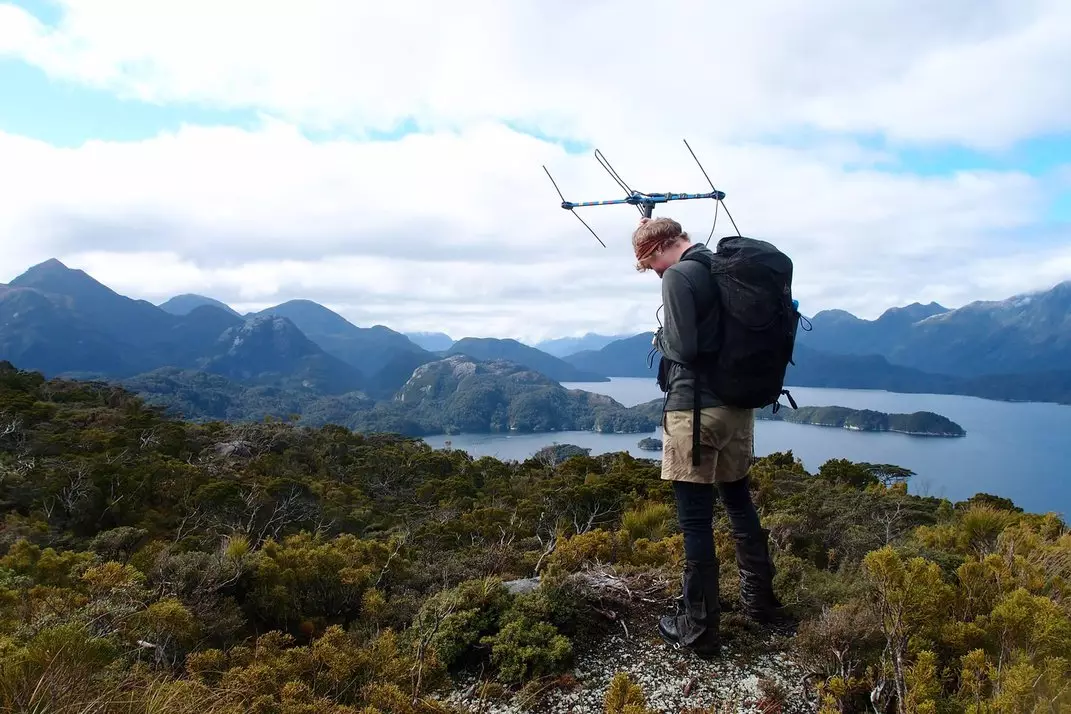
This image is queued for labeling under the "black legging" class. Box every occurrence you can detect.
[673,476,762,563]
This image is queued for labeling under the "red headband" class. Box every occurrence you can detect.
[634,234,676,262]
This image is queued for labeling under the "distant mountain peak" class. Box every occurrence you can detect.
[274,298,329,310]
[257,299,358,335]
[877,301,949,323]
[810,308,860,320]
[159,293,241,317]
[11,258,102,291]
[215,315,341,370]
[34,257,69,271]
[199,313,364,394]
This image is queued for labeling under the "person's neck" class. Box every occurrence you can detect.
[668,241,693,264]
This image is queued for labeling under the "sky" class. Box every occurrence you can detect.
[0,0,1069,343]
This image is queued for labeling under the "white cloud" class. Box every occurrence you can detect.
[3,0,1069,147]
[1,122,1063,341]
[0,0,1068,342]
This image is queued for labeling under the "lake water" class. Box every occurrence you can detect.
[422,378,1071,519]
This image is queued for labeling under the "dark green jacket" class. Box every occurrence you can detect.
[654,243,725,412]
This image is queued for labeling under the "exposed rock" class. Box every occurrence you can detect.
[503,577,541,595]
[441,627,810,713]
[213,439,253,458]
[439,567,812,713]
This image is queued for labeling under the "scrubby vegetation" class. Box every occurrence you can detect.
[0,361,1068,713]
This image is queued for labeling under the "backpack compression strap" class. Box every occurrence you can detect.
[675,248,713,469]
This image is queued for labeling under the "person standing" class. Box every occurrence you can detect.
[632,216,789,658]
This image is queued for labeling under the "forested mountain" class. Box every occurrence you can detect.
[198,314,366,394]
[0,260,436,398]
[254,299,435,396]
[799,280,1071,377]
[0,283,140,375]
[3,258,226,375]
[10,258,170,347]
[447,337,609,383]
[120,354,654,437]
[0,274,252,379]
[0,361,1067,713]
[801,302,950,356]
[390,354,649,434]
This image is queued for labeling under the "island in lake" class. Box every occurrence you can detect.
[533,443,592,465]
[638,437,662,451]
[629,399,966,437]
[757,404,966,437]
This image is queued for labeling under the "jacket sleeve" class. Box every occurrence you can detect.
[656,268,698,363]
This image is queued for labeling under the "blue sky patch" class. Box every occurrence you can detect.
[0,61,261,146]
[503,120,591,155]
[1048,192,1071,223]
[8,0,62,26]
[866,134,1071,178]
[750,127,1071,179]
[295,116,427,144]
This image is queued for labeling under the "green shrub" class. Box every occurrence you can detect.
[414,576,512,669]
[621,502,672,542]
[482,618,572,684]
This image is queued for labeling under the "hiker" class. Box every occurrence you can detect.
[632,216,790,658]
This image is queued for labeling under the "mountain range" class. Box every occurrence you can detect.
[559,281,1071,405]
[2,258,1069,425]
[0,259,654,433]
[797,288,1071,377]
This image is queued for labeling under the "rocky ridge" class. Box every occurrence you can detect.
[438,571,812,713]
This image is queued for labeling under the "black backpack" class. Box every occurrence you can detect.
[679,236,801,463]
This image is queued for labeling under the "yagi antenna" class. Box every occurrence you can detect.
[542,138,740,248]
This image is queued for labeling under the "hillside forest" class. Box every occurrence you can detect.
[1,361,1068,713]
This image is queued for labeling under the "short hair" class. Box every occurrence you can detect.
[632,217,689,271]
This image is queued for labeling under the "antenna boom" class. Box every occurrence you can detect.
[543,140,736,246]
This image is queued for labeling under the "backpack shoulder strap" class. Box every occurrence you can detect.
[679,248,714,270]
[676,248,717,467]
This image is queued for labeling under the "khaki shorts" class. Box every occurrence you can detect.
[660,406,755,484]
